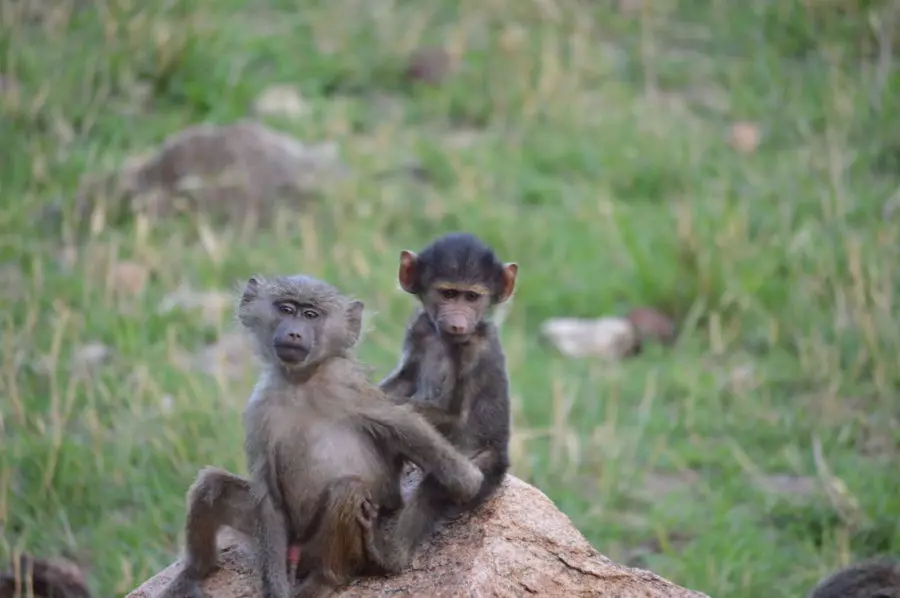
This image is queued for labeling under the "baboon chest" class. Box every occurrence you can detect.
[413,338,482,425]
[413,340,456,407]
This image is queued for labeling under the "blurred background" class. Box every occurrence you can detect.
[2,0,899,596]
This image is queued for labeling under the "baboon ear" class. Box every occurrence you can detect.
[498,263,518,303]
[345,300,365,344]
[398,250,419,294]
[241,276,261,305]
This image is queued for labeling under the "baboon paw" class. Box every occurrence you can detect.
[357,497,378,529]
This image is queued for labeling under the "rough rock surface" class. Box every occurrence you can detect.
[127,475,708,598]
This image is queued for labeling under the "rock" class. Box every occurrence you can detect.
[0,262,25,301]
[187,331,256,380]
[77,121,346,229]
[728,121,760,154]
[158,286,234,327]
[625,307,676,346]
[68,342,113,380]
[618,0,643,15]
[0,74,20,109]
[0,553,92,598]
[405,46,454,86]
[253,85,310,120]
[541,316,640,360]
[126,475,708,598]
[725,362,757,393]
[110,260,150,297]
[756,474,817,499]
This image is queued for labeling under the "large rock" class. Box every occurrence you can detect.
[69,120,346,231]
[127,475,708,598]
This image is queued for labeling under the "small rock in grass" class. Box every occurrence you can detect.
[540,316,639,360]
[625,307,676,346]
[253,85,310,120]
[729,121,760,154]
[70,342,113,379]
[405,46,454,86]
[110,260,150,297]
[158,286,233,327]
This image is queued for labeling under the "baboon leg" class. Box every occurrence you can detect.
[158,467,256,598]
[294,477,374,597]
[257,494,291,598]
[360,474,451,575]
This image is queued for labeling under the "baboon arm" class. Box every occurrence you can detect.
[411,403,457,435]
[470,445,508,480]
[378,350,418,399]
[357,405,481,501]
[359,405,452,467]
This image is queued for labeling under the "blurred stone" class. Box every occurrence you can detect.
[126,475,709,598]
[541,316,640,360]
[76,121,346,230]
[71,342,113,378]
[757,474,817,499]
[0,74,21,109]
[405,46,453,86]
[625,307,676,346]
[0,262,25,301]
[618,0,643,15]
[110,260,150,297]
[253,84,310,120]
[158,286,233,327]
[729,121,760,154]
[727,362,758,393]
[190,331,256,381]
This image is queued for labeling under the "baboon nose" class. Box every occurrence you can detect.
[287,332,303,341]
[445,315,469,335]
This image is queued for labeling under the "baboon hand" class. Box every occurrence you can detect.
[356,496,378,532]
[453,461,484,503]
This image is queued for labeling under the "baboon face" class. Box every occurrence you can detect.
[397,233,518,343]
[269,299,325,364]
[424,283,492,341]
[238,275,364,369]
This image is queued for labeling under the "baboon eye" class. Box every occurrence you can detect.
[276,302,297,316]
[302,309,319,320]
[440,289,459,300]
[464,291,480,302]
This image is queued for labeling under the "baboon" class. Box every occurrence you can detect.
[808,558,900,598]
[369,232,517,570]
[159,274,484,598]
[0,554,91,598]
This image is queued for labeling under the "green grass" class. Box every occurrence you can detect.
[2,0,900,596]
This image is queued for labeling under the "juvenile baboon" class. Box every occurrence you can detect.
[159,274,484,598]
[809,558,900,598]
[370,232,517,570]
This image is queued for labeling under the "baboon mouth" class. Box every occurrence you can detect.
[274,344,310,363]
[443,331,473,343]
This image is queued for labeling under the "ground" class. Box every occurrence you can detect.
[2,1,899,597]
